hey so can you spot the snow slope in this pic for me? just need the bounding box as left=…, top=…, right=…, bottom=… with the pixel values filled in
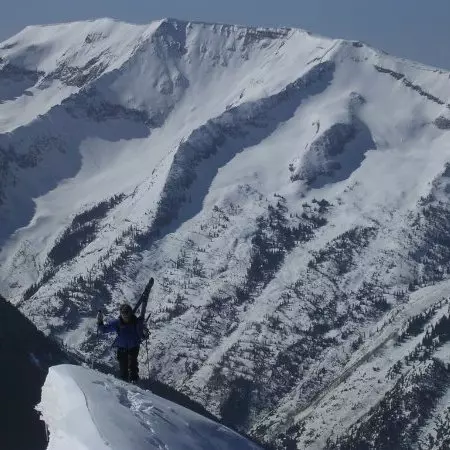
left=1, top=17, right=450, bottom=449
left=262, top=280, right=450, bottom=449
left=37, top=364, right=261, bottom=450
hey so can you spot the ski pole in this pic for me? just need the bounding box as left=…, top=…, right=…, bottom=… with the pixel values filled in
left=96, top=309, right=103, bottom=337
left=145, top=339, right=151, bottom=379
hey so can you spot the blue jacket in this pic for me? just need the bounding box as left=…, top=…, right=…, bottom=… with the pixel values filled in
left=99, top=315, right=144, bottom=349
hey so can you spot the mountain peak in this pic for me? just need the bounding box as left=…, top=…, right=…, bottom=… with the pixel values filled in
left=1, top=14, right=450, bottom=449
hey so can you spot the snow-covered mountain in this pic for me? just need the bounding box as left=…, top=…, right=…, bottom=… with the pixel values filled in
left=1, top=17, right=450, bottom=449
left=38, top=364, right=261, bottom=450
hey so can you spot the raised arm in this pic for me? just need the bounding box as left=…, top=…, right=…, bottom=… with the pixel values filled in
left=98, top=320, right=119, bottom=334
left=97, top=311, right=119, bottom=334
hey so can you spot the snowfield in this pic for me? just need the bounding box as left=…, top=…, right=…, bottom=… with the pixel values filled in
left=37, top=364, right=261, bottom=450
left=1, top=17, right=450, bottom=449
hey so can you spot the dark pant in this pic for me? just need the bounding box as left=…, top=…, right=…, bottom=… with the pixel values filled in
left=117, top=346, right=140, bottom=382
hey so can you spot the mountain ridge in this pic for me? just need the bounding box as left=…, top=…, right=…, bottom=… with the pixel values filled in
left=1, top=17, right=450, bottom=449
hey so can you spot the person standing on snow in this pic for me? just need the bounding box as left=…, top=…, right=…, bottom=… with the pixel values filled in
left=96, top=278, right=154, bottom=383
left=97, top=304, right=144, bottom=382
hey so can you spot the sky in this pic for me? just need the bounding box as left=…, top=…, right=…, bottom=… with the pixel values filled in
left=0, top=0, right=449, bottom=70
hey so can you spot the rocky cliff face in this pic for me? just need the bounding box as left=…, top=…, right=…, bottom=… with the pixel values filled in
left=0, top=295, right=71, bottom=450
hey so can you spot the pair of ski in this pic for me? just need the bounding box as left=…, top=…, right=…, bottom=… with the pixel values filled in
left=133, top=277, right=155, bottom=323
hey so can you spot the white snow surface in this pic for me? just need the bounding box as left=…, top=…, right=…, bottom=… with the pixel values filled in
left=37, top=364, right=261, bottom=450
left=1, top=17, right=450, bottom=448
